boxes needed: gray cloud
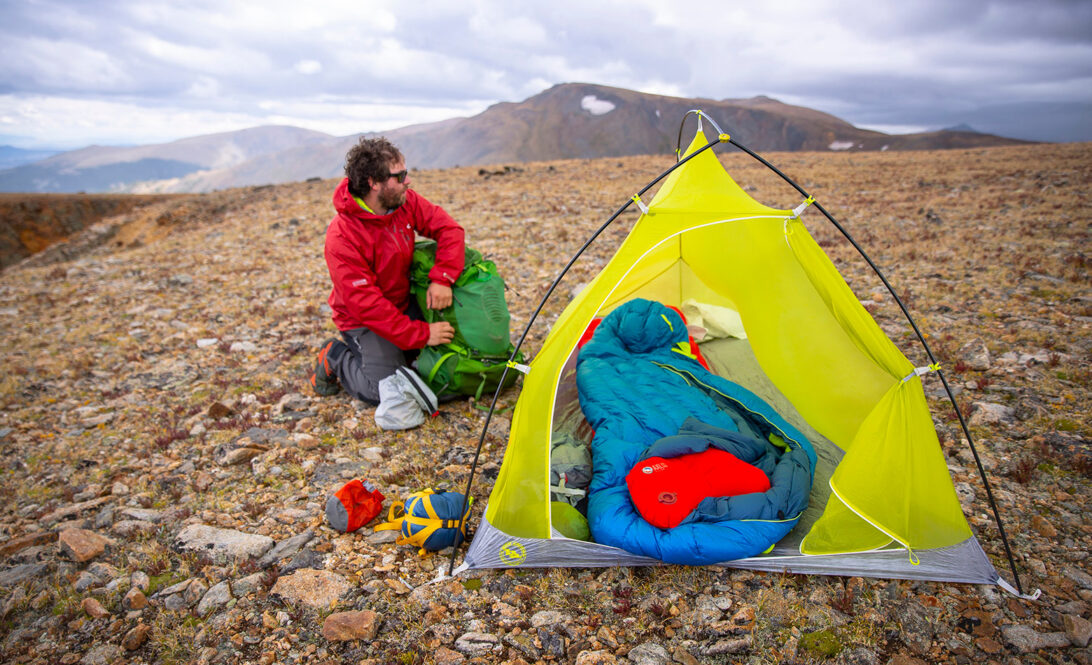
[0,0,1089,148]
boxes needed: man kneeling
[311,137,465,404]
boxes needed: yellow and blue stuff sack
[373,489,472,554]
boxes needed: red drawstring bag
[325,479,386,533]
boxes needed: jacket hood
[333,178,372,218]
[333,178,415,221]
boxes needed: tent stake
[723,135,1025,595]
[447,139,724,576]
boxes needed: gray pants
[333,303,422,405]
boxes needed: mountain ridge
[0,145,60,170]
[0,83,1032,194]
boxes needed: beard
[377,183,407,211]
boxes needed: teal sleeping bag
[576,299,816,564]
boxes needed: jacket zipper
[386,222,410,255]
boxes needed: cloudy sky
[1,0,1090,150]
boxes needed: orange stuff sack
[325,478,386,533]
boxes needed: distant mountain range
[0,146,59,170]
[0,126,331,194]
[0,83,1033,194]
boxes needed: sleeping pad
[576,299,816,564]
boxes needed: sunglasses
[387,169,409,183]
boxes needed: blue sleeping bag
[577,299,816,564]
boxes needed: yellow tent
[460,117,1023,591]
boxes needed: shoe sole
[310,372,340,396]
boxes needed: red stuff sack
[325,478,386,533]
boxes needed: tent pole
[724,136,1025,595]
[447,138,724,575]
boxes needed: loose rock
[58,528,111,562]
[122,587,147,611]
[173,524,274,563]
[80,644,121,665]
[1000,624,1071,652]
[433,647,465,665]
[0,563,48,588]
[231,572,266,599]
[81,597,109,618]
[122,623,151,650]
[1064,614,1092,647]
[530,609,568,627]
[704,634,753,656]
[257,529,314,568]
[321,610,381,641]
[626,642,670,664]
[1064,565,1092,590]
[196,580,232,616]
[0,530,56,556]
[576,651,618,664]
[454,632,499,656]
[182,578,207,606]
[110,520,155,538]
[968,402,1015,426]
[270,569,351,608]
[39,496,114,525]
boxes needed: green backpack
[409,240,524,399]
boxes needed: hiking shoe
[310,338,343,396]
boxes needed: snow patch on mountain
[581,95,615,116]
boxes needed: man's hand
[426,282,453,310]
[427,321,455,346]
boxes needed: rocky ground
[0,141,1088,665]
[0,193,182,270]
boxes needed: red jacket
[325,178,465,349]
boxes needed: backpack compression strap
[372,490,472,555]
[427,351,460,387]
[425,345,491,400]
[373,500,407,533]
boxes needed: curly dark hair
[344,137,403,196]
